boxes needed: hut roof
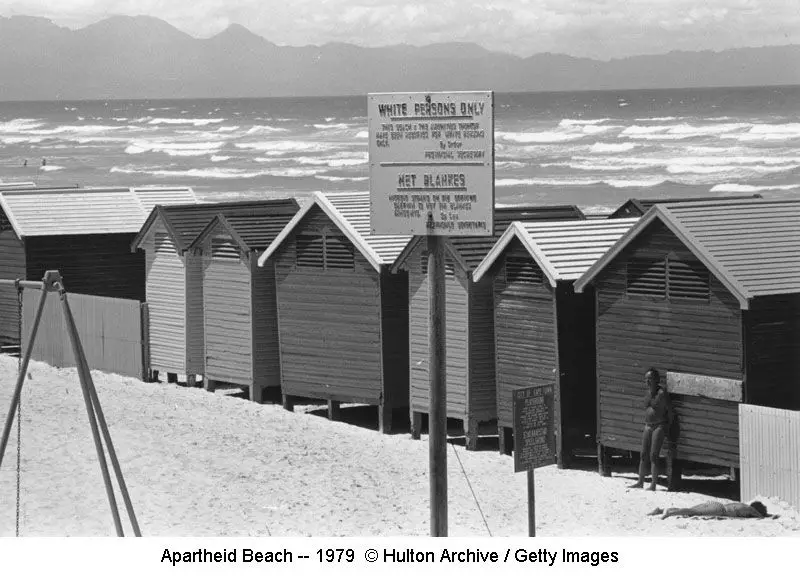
[132,198,299,254]
[391,204,585,274]
[473,218,639,286]
[609,194,763,218]
[574,198,800,308]
[258,192,412,272]
[0,186,197,238]
[0,182,36,189]
[187,199,301,254]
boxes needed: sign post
[513,383,557,537]
[368,91,494,537]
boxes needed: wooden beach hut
[574,198,800,486]
[257,192,411,432]
[0,186,197,348]
[391,204,585,449]
[471,218,639,465]
[609,194,762,219]
[187,200,300,403]
[131,199,298,385]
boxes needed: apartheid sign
[513,383,557,473]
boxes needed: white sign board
[368,91,494,236]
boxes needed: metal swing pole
[0,279,49,471]
[57,284,141,536]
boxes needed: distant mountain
[1,14,799,100]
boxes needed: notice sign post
[368,91,494,236]
[368,91,494,538]
[513,383,557,537]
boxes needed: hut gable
[392,204,585,277]
[576,198,800,308]
[259,192,411,272]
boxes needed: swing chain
[15,280,22,536]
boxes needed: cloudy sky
[1,0,798,59]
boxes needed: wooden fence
[21,289,149,380]
[739,404,800,510]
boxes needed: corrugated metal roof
[134,198,299,253]
[187,199,300,253]
[133,187,197,215]
[0,186,198,238]
[473,218,639,285]
[0,182,36,189]
[575,198,800,307]
[258,192,413,272]
[609,194,763,218]
[393,204,585,274]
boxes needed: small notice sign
[513,384,557,473]
[368,91,494,236]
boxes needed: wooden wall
[0,228,25,345]
[408,243,470,418]
[25,234,146,302]
[251,254,281,389]
[274,207,384,404]
[492,244,557,429]
[145,225,187,375]
[380,270,410,410]
[185,253,204,376]
[594,221,743,467]
[468,275,497,422]
[202,232,253,386]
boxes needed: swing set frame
[0,270,141,536]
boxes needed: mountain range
[1,14,799,100]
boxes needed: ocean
[1,85,799,214]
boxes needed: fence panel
[740,404,800,510]
[21,289,146,380]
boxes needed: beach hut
[257,192,411,432]
[187,200,300,403]
[574,198,800,486]
[472,218,639,465]
[609,194,762,219]
[0,186,197,348]
[391,204,585,449]
[131,198,299,385]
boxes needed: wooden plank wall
[740,404,800,510]
[25,234,146,301]
[202,233,253,386]
[145,226,186,375]
[274,208,383,403]
[0,228,25,345]
[594,221,743,466]
[467,275,497,422]
[21,290,144,378]
[408,243,470,418]
[251,254,281,389]
[185,253,204,376]
[380,270,410,410]
[746,295,800,410]
[492,246,557,428]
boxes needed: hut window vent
[667,259,709,301]
[296,234,325,269]
[324,235,355,270]
[420,253,455,277]
[505,256,543,285]
[626,257,667,299]
[211,237,241,261]
[154,232,176,253]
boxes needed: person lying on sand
[648,500,771,520]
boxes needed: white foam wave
[148,118,226,126]
[666,163,799,175]
[498,131,585,144]
[316,175,370,182]
[312,123,350,130]
[590,142,638,153]
[39,165,64,172]
[623,123,751,140]
[355,131,369,139]
[558,118,612,127]
[723,122,800,142]
[245,125,290,135]
[216,126,240,132]
[710,183,800,193]
[0,119,46,132]
[125,140,225,157]
[603,178,667,188]
[210,155,232,162]
[235,140,339,154]
[291,153,368,167]
[495,161,527,169]
[112,166,322,179]
[495,178,601,187]
[634,117,680,122]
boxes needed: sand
[1,354,798,537]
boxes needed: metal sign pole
[527,469,535,537]
[428,234,448,537]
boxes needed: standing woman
[629,367,674,491]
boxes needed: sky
[1,0,798,60]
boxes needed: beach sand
[1,354,798,537]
